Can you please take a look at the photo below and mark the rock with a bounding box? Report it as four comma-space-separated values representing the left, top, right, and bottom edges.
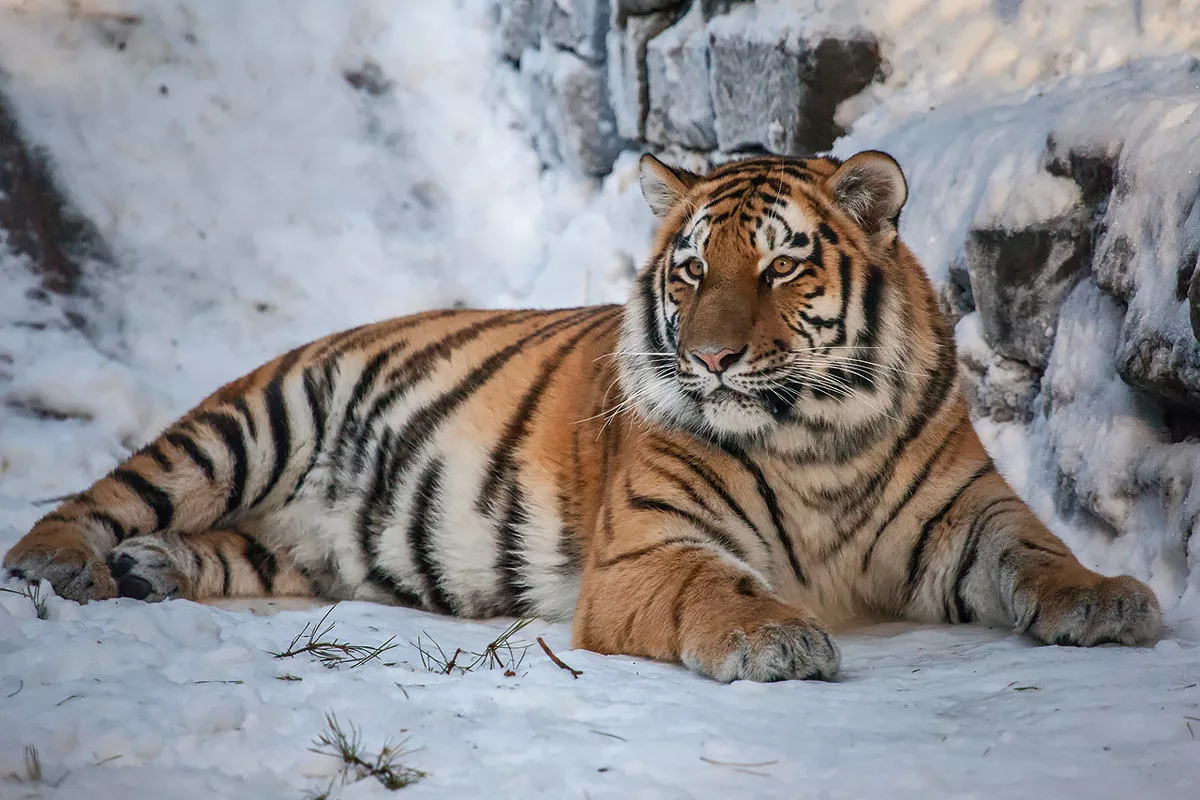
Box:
0, 93, 112, 297
644, 7, 718, 150
957, 312, 1042, 424
1115, 319, 1200, 407
1189, 255, 1200, 344
543, 0, 610, 63
937, 254, 975, 327
607, 11, 676, 140
964, 211, 1093, 368
522, 47, 622, 177
611, 0, 686, 20
1042, 135, 1117, 215
498, 0, 541, 62
707, 16, 882, 154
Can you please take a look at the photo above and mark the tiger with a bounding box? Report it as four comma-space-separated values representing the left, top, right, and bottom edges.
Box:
4, 150, 1162, 682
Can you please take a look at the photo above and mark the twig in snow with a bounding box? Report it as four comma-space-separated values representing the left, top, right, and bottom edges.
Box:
270, 605, 398, 669
3, 746, 43, 784
413, 619, 534, 675
309, 712, 424, 792
0, 583, 48, 620
537, 636, 582, 678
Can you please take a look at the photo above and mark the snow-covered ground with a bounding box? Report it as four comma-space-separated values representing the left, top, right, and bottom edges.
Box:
1, 1, 1199, 797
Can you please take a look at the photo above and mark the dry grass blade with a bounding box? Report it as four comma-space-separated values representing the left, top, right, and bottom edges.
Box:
309, 712, 424, 792
413, 619, 535, 675
0, 583, 49, 620
270, 605, 398, 669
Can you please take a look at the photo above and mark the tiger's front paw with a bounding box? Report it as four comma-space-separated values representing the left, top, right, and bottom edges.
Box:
4, 534, 116, 603
1027, 575, 1162, 646
682, 618, 841, 682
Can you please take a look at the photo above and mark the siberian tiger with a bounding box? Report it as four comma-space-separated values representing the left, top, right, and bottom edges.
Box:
4, 151, 1162, 682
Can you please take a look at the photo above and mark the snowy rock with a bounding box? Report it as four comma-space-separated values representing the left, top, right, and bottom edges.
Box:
938, 255, 975, 327
1115, 316, 1200, 407
522, 47, 622, 176
498, 0, 542, 62
611, 0, 686, 19
707, 18, 882, 154
607, 11, 675, 140
543, 0, 611, 63
957, 313, 1041, 424
644, 7, 718, 150
964, 212, 1093, 368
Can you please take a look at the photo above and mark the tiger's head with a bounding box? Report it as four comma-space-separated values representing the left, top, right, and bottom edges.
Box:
619, 150, 945, 450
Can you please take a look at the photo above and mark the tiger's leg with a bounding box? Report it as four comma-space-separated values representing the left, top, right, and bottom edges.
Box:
105, 529, 312, 602
4, 342, 329, 602
903, 467, 1162, 645
573, 538, 840, 682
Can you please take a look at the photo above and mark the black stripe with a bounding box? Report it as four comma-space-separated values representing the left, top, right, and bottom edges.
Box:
905, 463, 996, 597
626, 489, 748, 563
192, 411, 249, 516
407, 457, 453, 614
165, 431, 215, 481
638, 267, 668, 358
857, 427, 957, 571
325, 337, 409, 478
818, 222, 839, 244
239, 532, 278, 593
832, 252, 852, 347
950, 498, 1018, 622
140, 442, 172, 472
216, 548, 232, 596
110, 468, 174, 531
252, 374, 294, 505
1019, 538, 1068, 558
90, 511, 129, 543
644, 462, 718, 518
479, 312, 619, 511
648, 439, 763, 545
365, 566, 425, 607
597, 538, 710, 569
727, 447, 805, 583
232, 397, 257, 440
287, 365, 330, 501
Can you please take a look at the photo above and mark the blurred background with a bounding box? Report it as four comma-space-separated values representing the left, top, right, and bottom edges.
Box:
1, 0, 1199, 609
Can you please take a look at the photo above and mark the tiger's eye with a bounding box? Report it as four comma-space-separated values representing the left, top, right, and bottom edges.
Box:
767, 255, 801, 281
683, 259, 705, 280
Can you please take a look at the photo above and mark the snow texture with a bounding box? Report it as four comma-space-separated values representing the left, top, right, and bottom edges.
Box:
2, 0, 1200, 798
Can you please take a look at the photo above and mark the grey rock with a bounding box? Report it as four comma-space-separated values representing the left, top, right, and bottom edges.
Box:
645, 9, 717, 150
608, 11, 675, 140
1189, 254, 1200, 344
959, 346, 1042, 424
543, 0, 610, 63
522, 47, 622, 176
708, 22, 882, 154
1115, 316, 1200, 407
1041, 135, 1117, 215
938, 254, 975, 327
965, 212, 1093, 368
498, 0, 541, 62
611, 0, 686, 21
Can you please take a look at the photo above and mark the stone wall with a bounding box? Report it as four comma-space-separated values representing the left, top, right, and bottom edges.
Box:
498, 0, 883, 176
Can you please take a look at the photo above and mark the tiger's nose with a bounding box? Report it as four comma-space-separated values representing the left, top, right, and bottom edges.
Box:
691, 346, 746, 375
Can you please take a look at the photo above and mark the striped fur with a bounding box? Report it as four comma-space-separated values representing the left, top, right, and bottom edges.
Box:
4, 151, 1161, 682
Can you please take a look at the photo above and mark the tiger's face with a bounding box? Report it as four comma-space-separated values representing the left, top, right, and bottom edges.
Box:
619, 151, 912, 445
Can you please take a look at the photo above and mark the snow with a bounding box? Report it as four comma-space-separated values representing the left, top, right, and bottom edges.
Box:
2, 0, 1200, 797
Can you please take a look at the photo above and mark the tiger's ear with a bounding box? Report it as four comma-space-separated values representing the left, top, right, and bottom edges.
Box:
639, 153, 701, 218
825, 151, 908, 234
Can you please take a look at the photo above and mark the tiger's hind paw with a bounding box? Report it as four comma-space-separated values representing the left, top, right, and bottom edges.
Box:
4, 538, 116, 603
1026, 575, 1163, 647
106, 539, 192, 602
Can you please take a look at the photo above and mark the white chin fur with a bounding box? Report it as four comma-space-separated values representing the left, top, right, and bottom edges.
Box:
699, 395, 773, 438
